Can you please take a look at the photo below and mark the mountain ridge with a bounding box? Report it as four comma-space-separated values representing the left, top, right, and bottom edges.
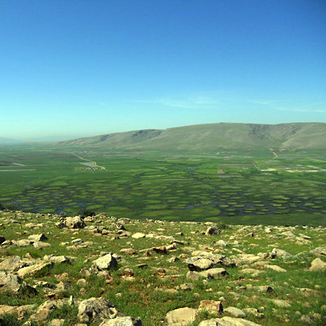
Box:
57, 122, 326, 152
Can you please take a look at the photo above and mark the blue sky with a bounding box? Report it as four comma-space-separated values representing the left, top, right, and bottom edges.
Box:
1, 0, 326, 141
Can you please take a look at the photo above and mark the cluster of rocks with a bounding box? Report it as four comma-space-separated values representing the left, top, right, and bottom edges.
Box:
0, 212, 325, 325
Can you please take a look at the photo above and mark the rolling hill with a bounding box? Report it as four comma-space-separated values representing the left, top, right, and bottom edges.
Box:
57, 122, 326, 152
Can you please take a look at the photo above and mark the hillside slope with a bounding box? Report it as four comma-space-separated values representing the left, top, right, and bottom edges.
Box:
57, 122, 326, 152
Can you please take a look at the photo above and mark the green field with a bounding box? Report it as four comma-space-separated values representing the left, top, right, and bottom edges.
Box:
0, 144, 326, 226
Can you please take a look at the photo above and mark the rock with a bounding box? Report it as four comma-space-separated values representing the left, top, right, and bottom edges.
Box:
270, 299, 291, 308
265, 265, 287, 273
271, 248, 292, 259
132, 232, 146, 239
198, 321, 219, 326
224, 307, 246, 318
33, 241, 51, 249
65, 216, 86, 229
120, 248, 137, 255
255, 286, 274, 293
186, 257, 214, 271
0, 304, 36, 319
0, 271, 37, 294
0, 236, 5, 244
43, 255, 72, 264
216, 240, 228, 247
203, 316, 262, 325
199, 268, 228, 279
199, 300, 223, 314
78, 297, 118, 322
309, 258, 326, 271
310, 246, 326, 257
48, 319, 65, 326
30, 301, 57, 321
93, 254, 118, 271
206, 227, 221, 235
243, 308, 264, 319
15, 239, 33, 246
0, 256, 29, 271
166, 307, 198, 325
17, 262, 53, 278
28, 234, 48, 241
99, 316, 143, 325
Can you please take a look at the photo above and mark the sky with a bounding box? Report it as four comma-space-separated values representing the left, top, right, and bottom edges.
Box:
1, 0, 326, 141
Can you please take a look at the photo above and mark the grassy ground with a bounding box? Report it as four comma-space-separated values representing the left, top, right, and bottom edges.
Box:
0, 211, 325, 325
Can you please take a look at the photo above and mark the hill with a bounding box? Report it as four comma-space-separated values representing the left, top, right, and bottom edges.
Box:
57, 123, 326, 152
0, 210, 325, 325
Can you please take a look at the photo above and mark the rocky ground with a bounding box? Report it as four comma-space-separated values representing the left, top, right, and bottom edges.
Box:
0, 211, 325, 326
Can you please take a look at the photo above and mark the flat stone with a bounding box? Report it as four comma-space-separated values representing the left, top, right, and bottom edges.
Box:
132, 232, 146, 239
224, 307, 246, 318
204, 316, 262, 325
17, 262, 53, 278
199, 268, 228, 279
265, 265, 287, 272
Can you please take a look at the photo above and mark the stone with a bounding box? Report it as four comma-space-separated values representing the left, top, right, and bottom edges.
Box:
199, 300, 223, 314
30, 301, 57, 321
206, 227, 221, 235
265, 265, 287, 273
0, 236, 5, 244
28, 234, 48, 241
310, 246, 326, 257
17, 262, 53, 278
216, 240, 228, 247
186, 257, 214, 271
48, 319, 65, 326
99, 317, 143, 325
270, 299, 291, 308
65, 216, 86, 229
166, 307, 198, 325
199, 268, 228, 279
93, 254, 118, 271
132, 232, 146, 239
198, 321, 219, 326
224, 307, 246, 318
78, 297, 118, 322
0, 256, 29, 271
271, 248, 292, 259
309, 258, 326, 271
206, 316, 262, 325
33, 241, 51, 249
43, 255, 71, 264
0, 304, 36, 319
0, 271, 37, 294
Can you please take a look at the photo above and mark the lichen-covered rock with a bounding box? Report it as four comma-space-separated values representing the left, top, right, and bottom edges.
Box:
28, 234, 48, 241
78, 297, 118, 322
0, 256, 29, 272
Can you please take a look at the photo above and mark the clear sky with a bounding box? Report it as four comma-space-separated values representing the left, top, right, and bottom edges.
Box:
1, 0, 326, 141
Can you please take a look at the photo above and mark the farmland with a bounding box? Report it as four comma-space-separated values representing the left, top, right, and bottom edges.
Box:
0, 144, 326, 226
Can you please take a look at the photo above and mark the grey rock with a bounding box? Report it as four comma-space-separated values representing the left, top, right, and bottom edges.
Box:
28, 234, 48, 241
0, 271, 37, 294
309, 258, 326, 271
224, 307, 246, 318
186, 257, 213, 271
206, 227, 221, 235
99, 317, 143, 326
166, 307, 198, 325
65, 216, 86, 229
78, 297, 118, 322
93, 254, 118, 271
271, 248, 292, 259
17, 262, 53, 278
199, 268, 228, 279
0, 256, 29, 272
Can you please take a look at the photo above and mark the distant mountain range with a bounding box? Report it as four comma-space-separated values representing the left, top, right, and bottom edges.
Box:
57, 122, 326, 152
0, 137, 21, 145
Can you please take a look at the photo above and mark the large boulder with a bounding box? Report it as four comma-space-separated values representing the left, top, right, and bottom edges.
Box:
65, 216, 86, 229
99, 317, 143, 326
78, 297, 118, 322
